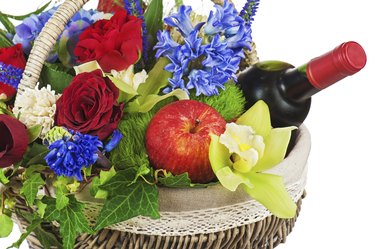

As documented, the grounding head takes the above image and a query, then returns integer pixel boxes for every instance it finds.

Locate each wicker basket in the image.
[9,0,310,248]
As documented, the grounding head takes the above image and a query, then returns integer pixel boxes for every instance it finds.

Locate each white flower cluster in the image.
[13,84,61,138]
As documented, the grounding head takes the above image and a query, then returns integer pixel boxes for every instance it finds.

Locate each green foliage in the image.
[90,167,116,199]
[0,169,9,184]
[191,82,246,121]
[144,0,163,67]
[0,15,15,34]
[0,214,13,238]
[43,195,92,249]
[0,1,51,21]
[94,168,159,231]
[0,29,12,48]
[110,112,153,170]
[39,62,74,94]
[22,143,49,167]
[20,173,45,206]
[26,125,42,144]
[158,172,192,188]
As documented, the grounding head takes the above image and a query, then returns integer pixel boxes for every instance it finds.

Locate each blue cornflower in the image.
[45,130,103,181]
[124,0,148,62]
[240,0,260,26]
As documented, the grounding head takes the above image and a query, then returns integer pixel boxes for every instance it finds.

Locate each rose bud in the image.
[0,114,28,168]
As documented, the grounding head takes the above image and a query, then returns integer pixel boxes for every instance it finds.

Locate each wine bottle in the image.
[238,41,367,127]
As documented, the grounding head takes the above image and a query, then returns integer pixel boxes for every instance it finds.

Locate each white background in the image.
[1,0,374,248]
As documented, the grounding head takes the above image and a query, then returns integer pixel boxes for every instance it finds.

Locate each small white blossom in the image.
[111,65,148,92]
[13,83,61,138]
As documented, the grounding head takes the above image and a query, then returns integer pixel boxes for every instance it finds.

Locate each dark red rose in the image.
[74,10,143,72]
[0,114,28,168]
[55,70,124,140]
[97,0,124,13]
[0,44,26,100]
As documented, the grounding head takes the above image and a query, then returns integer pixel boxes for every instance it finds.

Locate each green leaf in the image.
[144,0,163,64]
[43,195,93,249]
[94,168,159,231]
[39,62,74,93]
[253,127,297,172]
[236,100,272,138]
[20,173,45,206]
[137,57,171,96]
[90,167,116,199]
[127,89,189,113]
[0,15,15,34]
[27,125,42,144]
[36,200,47,218]
[56,186,70,211]
[158,172,192,188]
[25,164,47,178]
[16,210,62,249]
[242,172,297,218]
[0,169,9,184]
[0,29,12,48]
[23,143,49,167]
[0,214,13,238]
[7,217,43,249]
[0,1,51,21]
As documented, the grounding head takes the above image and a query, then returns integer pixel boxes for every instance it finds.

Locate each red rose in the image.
[0,44,26,101]
[74,10,143,72]
[0,114,28,168]
[55,70,123,140]
[97,0,124,13]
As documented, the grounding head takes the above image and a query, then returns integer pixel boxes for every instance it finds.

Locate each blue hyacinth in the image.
[45,129,103,181]
[154,0,252,96]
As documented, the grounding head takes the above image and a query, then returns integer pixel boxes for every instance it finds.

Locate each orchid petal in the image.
[215,166,253,191]
[253,126,296,172]
[242,172,297,218]
[236,100,272,138]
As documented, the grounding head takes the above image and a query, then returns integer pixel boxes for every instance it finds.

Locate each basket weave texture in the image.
[10,0,307,248]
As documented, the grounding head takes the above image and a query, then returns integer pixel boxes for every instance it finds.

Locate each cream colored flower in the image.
[13,84,61,138]
[111,65,148,92]
[219,122,265,173]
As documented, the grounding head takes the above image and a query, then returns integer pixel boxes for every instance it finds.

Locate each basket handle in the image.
[17,0,90,95]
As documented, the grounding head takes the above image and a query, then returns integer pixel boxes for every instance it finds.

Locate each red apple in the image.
[146,100,227,183]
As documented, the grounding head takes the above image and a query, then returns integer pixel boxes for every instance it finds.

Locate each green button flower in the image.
[209,100,297,218]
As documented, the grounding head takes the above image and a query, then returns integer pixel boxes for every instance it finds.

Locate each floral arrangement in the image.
[0,0,297,248]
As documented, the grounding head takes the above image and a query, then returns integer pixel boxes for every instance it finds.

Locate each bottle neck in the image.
[280,41,366,103]
[280,64,320,102]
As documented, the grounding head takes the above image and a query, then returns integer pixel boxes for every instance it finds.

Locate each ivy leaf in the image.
[7,217,43,249]
[94,168,160,231]
[0,214,13,238]
[158,172,192,188]
[39,62,74,94]
[56,186,70,211]
[90,167,116,199]
[43,195,92,249]
[25,164,47,178]
[22,143,49,167]
[20,173,45,206]
[16,210,62,249]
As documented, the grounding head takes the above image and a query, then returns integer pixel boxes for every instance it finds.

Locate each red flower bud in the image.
[0,114,28,168]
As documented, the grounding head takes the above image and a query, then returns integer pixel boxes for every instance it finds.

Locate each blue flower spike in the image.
[45,129,103,181]
[104,129,123,153]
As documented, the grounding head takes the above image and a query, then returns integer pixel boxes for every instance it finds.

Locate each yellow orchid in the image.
[209,100,297,218]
